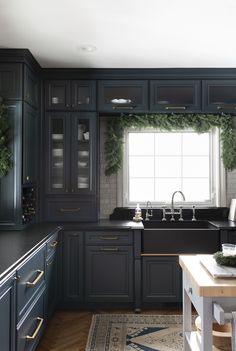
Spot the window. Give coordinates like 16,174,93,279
121,128,225,207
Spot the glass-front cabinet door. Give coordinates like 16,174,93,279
45,80,70,110
71,81,96,111
46,113,69,193
203,80,236,112
71,112,96,194
150,80,201,112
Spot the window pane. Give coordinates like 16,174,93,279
183,156,209,177
129,178,155,202
129,156,154,177
156,133,182,155
155,178,182,202
129,133,154,155
182,178,210,201
156,156,181,177
183,133,209,155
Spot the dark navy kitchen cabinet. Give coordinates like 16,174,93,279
150,80,201,112
24,65,39,109
85,230,134,303
203,80,236,112
0,58,40,229
0,63,22,100
71,80,96,111
45,231,59,318
0,272,16,351
44,111,97,221
98,80,148,112
62,231,84,306
45,80,96,111
142,256,182,303
45,80,70,110
23,103,37,185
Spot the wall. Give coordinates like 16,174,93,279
99,117,236,219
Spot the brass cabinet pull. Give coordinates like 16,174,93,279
100,247,119,252
26,270,44,287
112,106,134,110
50,240,58,247
99,236,118,240
217,105,236,110
60,208,80,212
26,317,44,340
165,106,186,110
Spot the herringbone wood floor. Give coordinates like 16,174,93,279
36,308,182,351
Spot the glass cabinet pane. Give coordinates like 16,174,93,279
50,118,65,192
98,80,148,111
156,86,194,105
75,118,91,192
209,86,236,104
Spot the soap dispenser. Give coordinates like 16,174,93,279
133,203,143,222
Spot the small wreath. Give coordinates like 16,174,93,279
213,251,236,267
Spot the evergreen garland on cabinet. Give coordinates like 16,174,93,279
0,97,12,177
105,113,236,175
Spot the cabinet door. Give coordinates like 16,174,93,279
0,63,22,100
142,256,182,303
150,80,201,112
72,80,96,111
45,112,70,194
0,102,22,228
45,80,70,110
226,230,236,244
23,103,37,184
0,273,16,351
63,231,83,304
85,245,133,302
203,80,236,112
98,80,148,112
24,65,39,109
46,252,58,318
70,112,97,194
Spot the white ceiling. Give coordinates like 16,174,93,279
0,0,236,68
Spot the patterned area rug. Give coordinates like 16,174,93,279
85,314,184,351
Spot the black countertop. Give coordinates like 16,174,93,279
0,218,235,282
0,223,60,281
209,220,236,229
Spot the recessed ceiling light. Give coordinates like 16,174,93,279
79,45,97,52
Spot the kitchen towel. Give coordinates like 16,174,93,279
228,199,236,221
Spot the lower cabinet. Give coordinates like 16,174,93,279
0,272,16,351
85,245,133,302
62,231,84,305
142,256,182,303
46,251,58,318
17,288,45,351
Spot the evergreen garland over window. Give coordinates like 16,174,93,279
104,113,236,176
0,97,12,177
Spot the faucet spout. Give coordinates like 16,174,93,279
170,191,185,221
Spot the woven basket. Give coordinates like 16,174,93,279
195,316,231,351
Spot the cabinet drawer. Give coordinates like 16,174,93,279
45,198,97,222
17,246,45,321
85,231,133,245
46,231,59,258
17,289,45,351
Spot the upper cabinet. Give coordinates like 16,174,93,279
24,65,39,109
203,80,236,113
45,80,96,111
0,63,22,100
98,80,148,112
45,111,97,195
150,80,201,112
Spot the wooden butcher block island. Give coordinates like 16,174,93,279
179,255,236,351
